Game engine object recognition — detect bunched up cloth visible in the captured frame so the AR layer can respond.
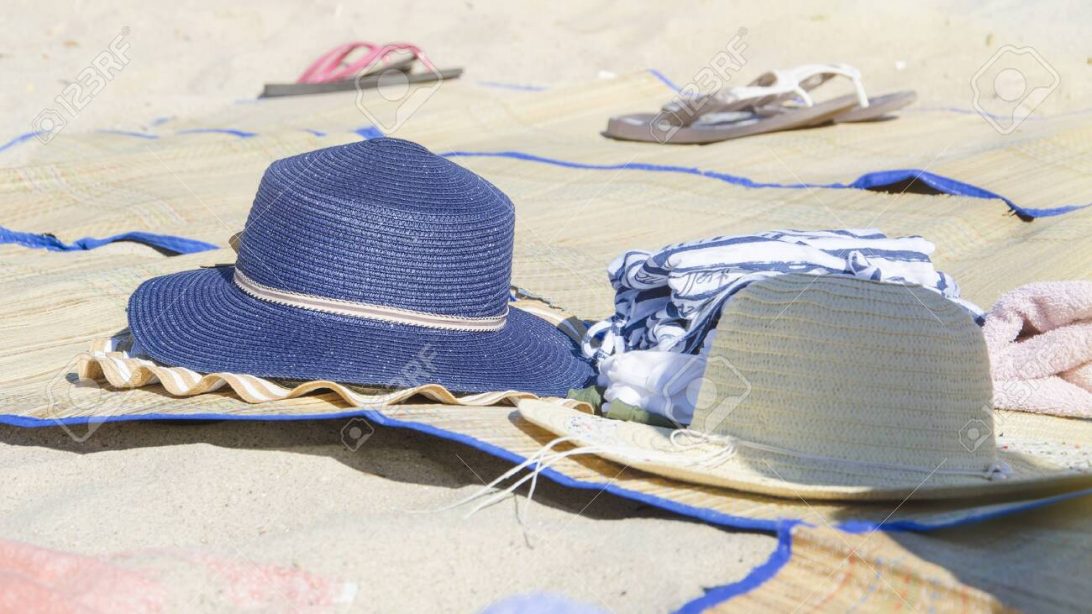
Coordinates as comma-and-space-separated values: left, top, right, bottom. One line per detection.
583, 228, 981, 361
983, 281, 1092, 418
581, 229, 983, 424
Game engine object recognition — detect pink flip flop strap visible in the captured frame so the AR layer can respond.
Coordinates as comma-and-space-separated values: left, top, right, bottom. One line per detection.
296, 42, 436, 84
297, 42, 376, 84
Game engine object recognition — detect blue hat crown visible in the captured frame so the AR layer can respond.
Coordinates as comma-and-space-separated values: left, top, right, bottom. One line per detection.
235, 138, 515, 319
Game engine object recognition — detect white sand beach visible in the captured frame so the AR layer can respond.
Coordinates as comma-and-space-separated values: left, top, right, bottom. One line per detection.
4, 0, 1091, 150
2, 1, 1091, 612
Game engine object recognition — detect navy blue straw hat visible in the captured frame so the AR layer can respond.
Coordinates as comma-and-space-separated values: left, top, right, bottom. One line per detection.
128, 138, 594, 396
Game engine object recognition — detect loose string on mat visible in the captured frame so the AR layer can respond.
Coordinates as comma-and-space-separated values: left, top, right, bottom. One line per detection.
422, 431, 756, 526
420, 436, 610, 527
428, 427, 1012, 525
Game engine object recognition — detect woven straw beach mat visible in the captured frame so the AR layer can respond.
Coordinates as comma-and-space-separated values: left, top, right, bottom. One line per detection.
730, 494, 1091, 612
2, 73, 1091, 527
3, 73, 1090, 311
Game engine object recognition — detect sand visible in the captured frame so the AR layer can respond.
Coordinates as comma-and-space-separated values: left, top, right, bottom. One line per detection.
4, 0, 1091, 161
0, 420, 775, 611
2, 1, 1091, 611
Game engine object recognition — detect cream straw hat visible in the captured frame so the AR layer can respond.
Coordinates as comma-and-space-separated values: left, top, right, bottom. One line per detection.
521, 274, 1092, 501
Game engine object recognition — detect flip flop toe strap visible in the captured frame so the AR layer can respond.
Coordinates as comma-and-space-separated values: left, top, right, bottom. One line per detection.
656, 62, 872, 128
297, 42, 432, 84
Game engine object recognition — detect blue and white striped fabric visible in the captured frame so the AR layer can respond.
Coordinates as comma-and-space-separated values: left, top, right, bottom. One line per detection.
582, 229, 983, 363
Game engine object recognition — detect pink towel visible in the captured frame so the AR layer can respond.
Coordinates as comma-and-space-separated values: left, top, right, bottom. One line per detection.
0, 538, 353, 612
983, 281, 1092, 418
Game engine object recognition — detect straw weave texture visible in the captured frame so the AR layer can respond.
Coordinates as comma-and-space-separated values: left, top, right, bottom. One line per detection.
729, 495, 1092, 612
696, 275, 995, 479
2, 72, 1090, 522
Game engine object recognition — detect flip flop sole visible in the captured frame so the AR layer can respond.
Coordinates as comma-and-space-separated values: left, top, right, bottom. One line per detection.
834, 90, 917, 123
604, 96, 858, 144
260, 67, 463, 98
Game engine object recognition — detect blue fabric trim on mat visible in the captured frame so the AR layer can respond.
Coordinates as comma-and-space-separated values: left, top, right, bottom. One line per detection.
842, 169, 1088, 218
176, 128, 258, 138
4, 407, 1087, 536
96, 129, 160, 140
2, 407, 1090, 611
0, 227, 218, 255
0, 407, 784, 532
355, 125, 385, 139
0, 130, 45, 154
440, 150, 1088, 219
675, 521, 794, 614
646, 68, 682, 93
835, 486, 1092, 533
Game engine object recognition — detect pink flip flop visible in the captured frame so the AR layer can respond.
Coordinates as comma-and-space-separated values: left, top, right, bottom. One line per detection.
260, 42, 462, 98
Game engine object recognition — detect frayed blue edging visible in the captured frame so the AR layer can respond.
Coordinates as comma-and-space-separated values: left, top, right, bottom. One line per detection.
10, 150, 1078, 258
440, 150, 1088, 219
646, 69, 682, 93
0, 131, 46, 154
841, 169, 1088, 218
2, 407, 1089, 612
96, 129, 159, 140
176, 128, 258, 139
835, 486, 1092, 533
675, 521, 795, 614
0, 227, 218, 255
355, 125, 385, 139
0, 408, 783, 532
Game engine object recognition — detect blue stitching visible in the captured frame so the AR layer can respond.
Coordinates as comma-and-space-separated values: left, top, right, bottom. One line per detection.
176, 128, 258, 138
440, 150, 1088, 218
0, 227, 218, 255
2, 408, 1089, 610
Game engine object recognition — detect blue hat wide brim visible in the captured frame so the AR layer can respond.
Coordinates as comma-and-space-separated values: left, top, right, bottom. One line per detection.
127, 267, 595, 396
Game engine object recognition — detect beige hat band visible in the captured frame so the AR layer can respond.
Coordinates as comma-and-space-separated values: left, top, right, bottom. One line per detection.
232, 268, 509, 332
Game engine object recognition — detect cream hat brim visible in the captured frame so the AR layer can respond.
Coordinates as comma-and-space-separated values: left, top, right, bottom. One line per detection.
519, 400, 1092, 502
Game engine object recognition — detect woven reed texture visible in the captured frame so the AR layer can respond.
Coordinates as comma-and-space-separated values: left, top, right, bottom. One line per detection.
1, 247, 1086, 519
4, 157, 1089, 321
238, 139, 514, 317
728, 526, 1014, 612
120, 142, 595, 395
728, 494, 1092, 612
12, 73, 1091, 214
3, 290, 1089, 531
1, 71, 1091, 522
698, 275, 995, 477
72, 295, 591, 410
341, 404, 1092, 525
519, 399, 1089, 501
3, 76, 1090, 323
